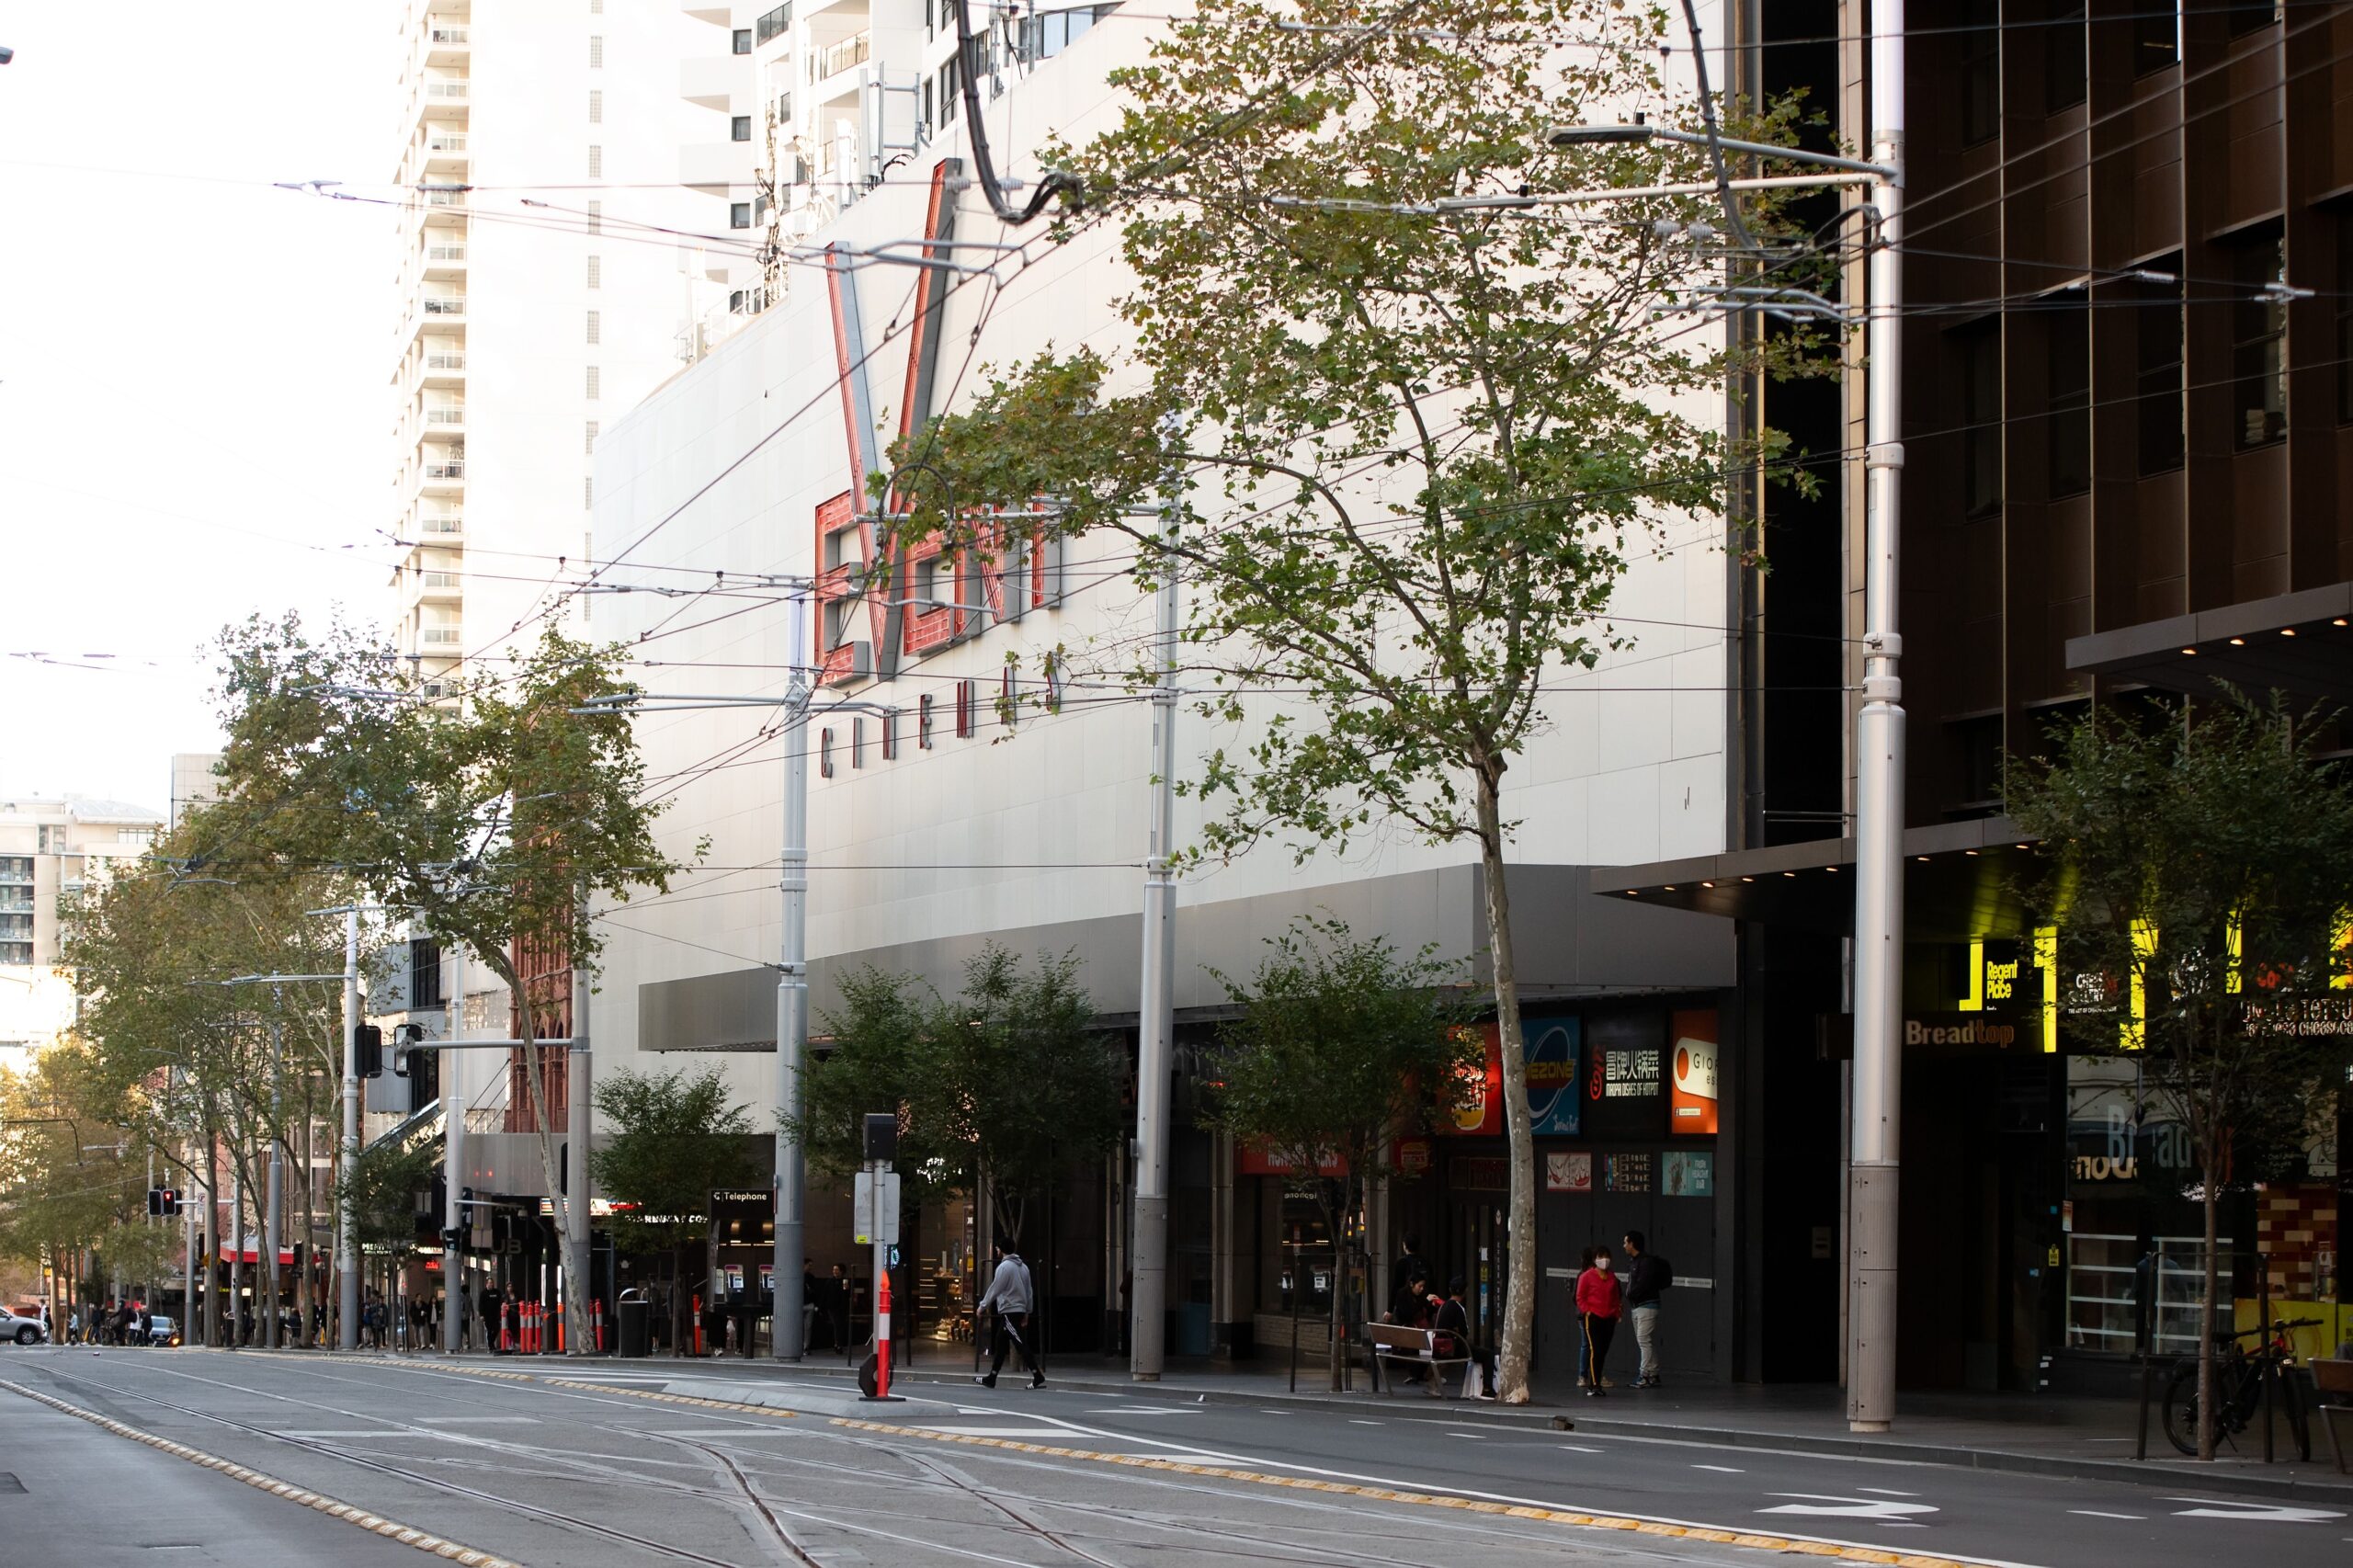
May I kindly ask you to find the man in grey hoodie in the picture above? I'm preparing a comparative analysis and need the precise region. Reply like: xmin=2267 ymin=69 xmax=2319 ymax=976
xmin=974 ymin=1242 xmax=1044 ymax=1389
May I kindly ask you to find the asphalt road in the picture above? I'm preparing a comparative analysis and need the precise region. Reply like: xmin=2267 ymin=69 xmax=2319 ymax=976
xmin=0 ymin=1347 xmax=2346 ymax=1568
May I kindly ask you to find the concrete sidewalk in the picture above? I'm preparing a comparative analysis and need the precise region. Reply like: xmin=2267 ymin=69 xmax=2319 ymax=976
xmin=672 ymin=1335 xmax=2353 ymax=1504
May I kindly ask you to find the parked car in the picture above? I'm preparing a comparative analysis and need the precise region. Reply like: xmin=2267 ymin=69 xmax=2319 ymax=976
xmin=0 ymin=1305 xmax=48 ymax=1345
xmin=144 ymin=1313 xmax=179 ymax=1347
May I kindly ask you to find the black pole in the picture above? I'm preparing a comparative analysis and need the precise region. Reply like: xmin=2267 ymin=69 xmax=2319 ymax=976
xmin=2133 ymin=1249 xmax=2155 ymax=1461
xmin=2260 ymin=1258 xmax=2275 ymax=1463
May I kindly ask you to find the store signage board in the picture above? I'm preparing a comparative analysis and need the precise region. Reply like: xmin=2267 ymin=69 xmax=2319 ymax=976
xmin=1526 ymin=1015 xmax=1582 ymax=1135
xmin=1583 ymin=1011 xmax=1665 ymax=1141
xmin=1668 ymin=1008 xmax=1718 ymax=1135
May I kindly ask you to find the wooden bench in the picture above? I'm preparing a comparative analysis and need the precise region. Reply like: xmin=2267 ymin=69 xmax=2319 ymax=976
xmin=2313 ymin=1359 xmax=2353 ymax=1475
xmin=1367 ymin=1322 xmax=1469 ymax=1397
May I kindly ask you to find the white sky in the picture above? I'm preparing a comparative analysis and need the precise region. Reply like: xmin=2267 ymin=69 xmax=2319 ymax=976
xmin=0 ymin=2 xmax=401 ymax=809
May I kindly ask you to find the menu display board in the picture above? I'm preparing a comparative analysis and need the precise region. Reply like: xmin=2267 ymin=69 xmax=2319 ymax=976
xmin=1582 ymin=1010 xmax=1665 ymax=1140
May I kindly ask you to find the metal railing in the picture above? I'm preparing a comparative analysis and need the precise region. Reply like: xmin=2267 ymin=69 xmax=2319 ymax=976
xmin=428 ymin=27 xmax=469 ymax=45
xmin=421 ymin=628 xmax=463 ymax=645
xmin=424 ymin=80 xmax=469 ymax=100
xmin=424 ymin=407 xmax=465 ymax=426
xmin=422 ymin=515 xmax=463 ymax=534
xmin=423 ymin=296 xmax=465 ymax=314
xmin=757 ymin=4 xmax=791 ymax=45
xmin=424 ymin=461 xmax=466 ymax=481
xmin=421 ymin=573 xmax=460 ymax=589
xmin=426 ymin=244 xmax=466 ymax=264
xmin=427 ymin=134 xmax=468 ymax=153
xmin=425 ymin=352 xmax=466 ymax=371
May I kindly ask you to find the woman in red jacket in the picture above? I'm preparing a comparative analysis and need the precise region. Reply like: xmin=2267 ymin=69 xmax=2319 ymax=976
xmin=1575 ymin=1246 xmax=1623 ymax=1397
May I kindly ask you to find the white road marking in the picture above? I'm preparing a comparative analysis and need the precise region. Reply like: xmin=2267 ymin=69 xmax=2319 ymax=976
xmin=1349 ymin=1419 xmax=1381 ymax=1426
xmin=2070 ymin=1510 xmax=2147 ymax=1521
xmin=1691 ymin=1464 xmax=1744 ymax=1473
xmin=1450 ymin=1432 xmax=1486 ymax=1439
xmin=1759 ymin=1494 xmax=1938 ymax=1522
xmin=2163 ymin=1498 xmax=2346 ymax=1523
xmin=1084 ymin=1406 xmax=1199 ymax=1415
xmin=1558 ymin=1443 xmax=1603 ymax=1453
xmin=1854 ymin=1487 xmax=1920 ymax=1496
xmin=415 ymin=1415 xmax=539 ymax=1425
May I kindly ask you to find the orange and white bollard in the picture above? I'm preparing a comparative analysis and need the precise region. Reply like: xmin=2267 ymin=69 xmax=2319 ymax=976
xmin=874 ymin=1268 xmax=893 ymax=1398
xmin=691 ymin=1293 xmax=704 ymax=1357
xmin=555 ymin=1301 xmax=565 ymax=1354
xmin=592 ymin=1298 xmax=605 ymax=1353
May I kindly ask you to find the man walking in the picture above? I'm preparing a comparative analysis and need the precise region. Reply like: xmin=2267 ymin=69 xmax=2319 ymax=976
xmin=973 ymin=1242 xmax=1044 ymax=1390
xmin=1621 ymin=1230 xmax=1671 ymax=1389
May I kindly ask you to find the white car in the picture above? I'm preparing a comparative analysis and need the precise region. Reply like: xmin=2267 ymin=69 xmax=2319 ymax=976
xmin=0 ymin=1306 xmax=48 ymax=1345
xmin=144 ymin=1313 xmax=179 ymax=1346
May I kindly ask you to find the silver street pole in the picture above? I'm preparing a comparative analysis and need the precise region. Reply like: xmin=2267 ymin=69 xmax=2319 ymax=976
xmin=339 ymin=908 xmax=361 ymax=1349
xmin=1846 ymin=0 xmax=1907 ymax=1435
xmin=266 ymin=984 xmax=284 ymax=1349
xmin=566 ymin=950 xmax=592 ymax=1354
xmin=443 ymin=940 xmax=467 ymax=1354
xmin=773 ymin=588 xmax=812 ymax=1361
xmin=1130 ymin=439 xmax=1181 ymax=1381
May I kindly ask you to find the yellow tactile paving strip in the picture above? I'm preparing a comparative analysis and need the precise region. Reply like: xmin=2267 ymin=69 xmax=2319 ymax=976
xmin=829 ymin=1415 xmax=2006 ymax=1568
xmin=0 ymin=1377 xmax=524 ymax=1568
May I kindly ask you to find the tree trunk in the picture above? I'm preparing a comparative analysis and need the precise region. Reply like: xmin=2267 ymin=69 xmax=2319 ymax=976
xmin=1324 ymin=1184 xmax=1345 ymax=1392
xmin=1474 ymin=773 xmax=1538 ymax=1404
xmin=472 ymin=940 xmax=587 ymax=1358
xmin=2198 ymin=1158 xmax=2220 ymax=1460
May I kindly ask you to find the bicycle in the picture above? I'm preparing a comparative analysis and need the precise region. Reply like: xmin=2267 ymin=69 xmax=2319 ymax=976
xmin=2163 ymin=1316 xmax=2323 ymax=1460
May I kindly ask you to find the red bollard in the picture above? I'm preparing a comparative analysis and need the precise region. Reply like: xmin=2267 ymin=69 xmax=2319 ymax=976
xmin=555 ymin=1301 xmax=565 ymax=1355
xmin=593 ymin=1298 xmax=606 ymax=1353
xmin=875 ymin=1268 xmax=893 ymax=1398
xmin=692 ymin=1293 xmax=704 ymax=1357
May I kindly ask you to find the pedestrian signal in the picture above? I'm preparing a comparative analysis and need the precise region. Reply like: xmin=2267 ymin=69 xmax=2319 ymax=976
xmin=147 ymin=1187 xmax=180 ymax=1216
xmin=355 ymin=1023 xmax=384 ymax=1077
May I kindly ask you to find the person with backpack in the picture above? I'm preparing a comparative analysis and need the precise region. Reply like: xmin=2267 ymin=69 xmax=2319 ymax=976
xmin=1621 ymin=1230 xmax=1672 ymax=1389
xmin=973 ymin=1241 xmax=1044 ymax=1390
xmin=1575 ymin=1244 xmax=1623 ymax=1397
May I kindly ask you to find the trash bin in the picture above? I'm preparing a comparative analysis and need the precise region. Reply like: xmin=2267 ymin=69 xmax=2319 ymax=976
xmin=617 ymin=1290 xmax=651 ymax=1359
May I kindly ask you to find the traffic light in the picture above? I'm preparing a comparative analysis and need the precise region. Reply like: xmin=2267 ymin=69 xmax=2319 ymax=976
xmin=355 ymin=1023 xmax=383 ymax=1077
xmin=159 ymin=1187 xmax=179 ymax=1216
xmin=147 ymin=1187 xmax=180 ymax=1217
xmin=862 ymin=1111 xmax=897 ymax=1163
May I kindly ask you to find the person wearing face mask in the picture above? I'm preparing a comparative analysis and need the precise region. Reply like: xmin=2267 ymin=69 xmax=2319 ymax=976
xmin=1575 ymin=1244 xmax=1624 ymax=1397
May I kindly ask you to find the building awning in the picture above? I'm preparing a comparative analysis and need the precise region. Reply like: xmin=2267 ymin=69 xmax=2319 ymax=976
xmin=2065 ymin=582 xmax=2353 ymax=703
xmin=226 ymin=1235 xmax=296 ymax=1267
xmin=1587 ymin=817 xmax=2040 ymax=943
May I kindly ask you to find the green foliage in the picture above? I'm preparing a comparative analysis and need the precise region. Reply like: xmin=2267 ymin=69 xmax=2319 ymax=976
xmin=590 ymin=1066 xmax=759 ymax=1256
xmin=1206 ymin=916 xmax=1475 ymax=1183
xmin=2005 ymin=695 xmax=2353 ymax=1458
xmin=0 ymin=1044 xmax=147 ymax=1269
xmin=798 ymin=948 xmax=1125 ymax=1238
xmin=335 ymin=1136 xmax=439 ymax=1259
xmin=2006 ymin=697 xmax=2353 ymax=1177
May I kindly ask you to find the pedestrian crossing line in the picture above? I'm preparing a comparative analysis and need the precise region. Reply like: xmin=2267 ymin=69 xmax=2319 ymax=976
xmin=828 ymin=1416 xmax=2000 ymax=1568
xmin=0 ymin=1378 xmax=523 ymax=1568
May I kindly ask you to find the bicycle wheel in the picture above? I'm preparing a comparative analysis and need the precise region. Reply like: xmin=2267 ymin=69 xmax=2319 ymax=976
xmin=2162 ymin=1362 xmax=2205 ymax=1457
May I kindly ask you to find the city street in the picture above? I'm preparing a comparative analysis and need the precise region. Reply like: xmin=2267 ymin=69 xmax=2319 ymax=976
xmin=2 ymin=1349 xmax=2348 ymax=1568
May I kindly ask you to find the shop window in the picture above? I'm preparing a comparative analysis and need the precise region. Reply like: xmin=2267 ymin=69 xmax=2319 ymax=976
xmin=2232 ymin=227 xmax=2287 ymax=449
xmin=1957 ymin=318 xmax=2003 ymax=516
xmin=2046 ymin=1 xmax=2086 ymax=111
xmin=2137 ymin=260 xmax=2184 ymax=472
xmin=2133 ymin=1 xmax=2179 ymax=71
xmin=1960 ymin=0 xmax=2000 ymax=146
xmin=2046 ymin=287 xmax=2089 ymax=495
xmin=1949 ymin=713 xmax=2005 ymax=813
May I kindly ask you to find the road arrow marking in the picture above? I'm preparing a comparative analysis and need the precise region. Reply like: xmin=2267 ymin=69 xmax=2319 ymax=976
xmin=2163 ymin=1498 xmax=2346 ymax=1523
xmin=1760 ymin=1494 xmax=1938 ymax=1521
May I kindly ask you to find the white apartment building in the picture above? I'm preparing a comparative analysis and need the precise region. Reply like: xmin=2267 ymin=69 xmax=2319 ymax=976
xmin=0 ymin=796 xmax=165 ymax=1075
xmin=385 ymin=0 xmax=767 ymax=682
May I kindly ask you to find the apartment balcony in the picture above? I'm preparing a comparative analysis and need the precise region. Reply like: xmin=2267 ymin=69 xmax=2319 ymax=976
xmin=410 ymin=568 xmax=463 ymax=605
xmin=425 ymin=20 xmax=471 ymax=68
xmin=422 ymin=404 xmax=467 ymax=437
xmin=680 ymin=54 xmax=740 ymax=109
xmin=424 ymin=131 xmax=469 ymax=176
xmin=423 ymin=239 xmax=467 ymax=280
xmin=422 ymin=292 xmax=466 ymax=320
xmin=420 ymin=77 xmax=470 ymax=119
xmin=417 ymin=512 xmax=465 ymax=540
xmin=808 ymin=29 xmax=871 ymax=87
xmin=418 ymin=625 xmax=465 ymax=653
xmin=419 ymin=346 xmax=466 ymax=387
xmin=680 ymin=141 xmax=758 ymax=191
xmin=420 ymin=186 xmax=468 ymax=226
xmin=421 ymin=458 xmax=466 ymax=494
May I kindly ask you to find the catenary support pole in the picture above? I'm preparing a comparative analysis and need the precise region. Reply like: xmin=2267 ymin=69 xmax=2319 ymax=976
xmin=339 ymin=908 xmax=361 ymax=1348
xmin=1846 ymin=0 xmax=1907 ymax=1435
xmin=1130 ymin=437 xmax=1182 ymax=1381
xmin=773 ymin=589 xmax=812 ymax=1361
xmin=443 ymin=941 xmax=467 ymax=1354
xmin=566 ymin=952 xmax=591 ymax=1354
xmin=265 ymin=986 xmax=284 ymax=1349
